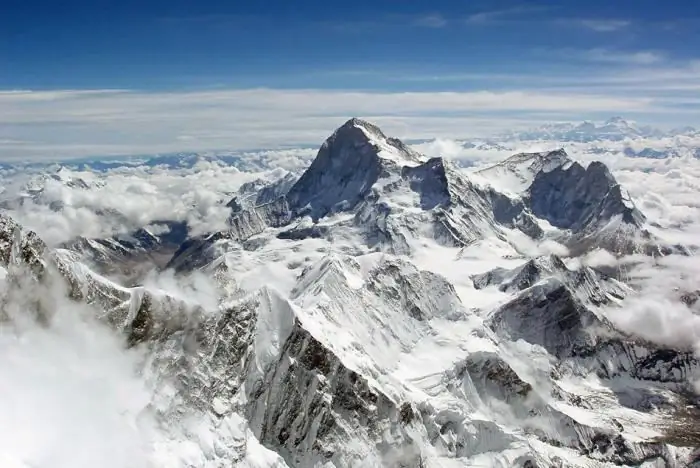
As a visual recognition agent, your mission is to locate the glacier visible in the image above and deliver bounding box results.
[0,118,699,467]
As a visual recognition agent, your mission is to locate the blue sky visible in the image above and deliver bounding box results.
[1,0,699,160]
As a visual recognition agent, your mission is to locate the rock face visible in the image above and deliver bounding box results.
[472,254,629,302]
[171,121,655,275]
[476,149,645,235]
[229,172,298,213]
[476,149,654,254]
[476,149,573,194]
[249,319,419,467]
[61,221,188,278]
[3,118,699,467]
[0,213,49,278]
[401,157,452,210]
[488,277,606,357]
[286,118,422,220]
[528,160,645,232]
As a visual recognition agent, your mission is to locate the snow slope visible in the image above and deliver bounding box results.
[1,118,699,467]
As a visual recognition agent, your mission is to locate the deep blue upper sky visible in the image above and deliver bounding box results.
[2,0,698,90]
[1,0,699,161]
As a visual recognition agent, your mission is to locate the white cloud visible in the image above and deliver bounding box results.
[0,293,157,468]
[0,242,270,467]
[315,60,700,96]
[581,248,618,268]
[0,162,287,246]
[605,254,700,350]
[142,268,221,311]
[577,19,630,32]
[581,48,664,65]
[465,6,549,24]
[413,13,447,28]
[0,88,657,161]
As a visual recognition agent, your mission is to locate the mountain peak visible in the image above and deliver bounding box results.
[604,116,631,126]
[528,158,645,234]
[323,117,386,154]
[476,149,572,195]
[286,119,424,220]
[338,117,386,137]
[503,116,666,142]
[506,148,570,166]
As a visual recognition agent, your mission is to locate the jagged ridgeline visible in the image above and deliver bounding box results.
[1,118,698,467]
[170,118,675,272]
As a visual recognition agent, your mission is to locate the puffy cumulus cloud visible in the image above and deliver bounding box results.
[0,280,158,468]
[0,161,289,246]
[584,155,700,363]
[142,269,221,312]
[604,255,700,350]
[0,248,279,467]
[601,155,700,246]
[502,229,571,258]
[580,248,618,268]
[536,239,570,257]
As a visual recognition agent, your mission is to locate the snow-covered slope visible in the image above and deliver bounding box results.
[61,221,188,281]
[285,118,424,220]
[2,118,699,467]
[171,119,657,280]
[473,149,573,195]
[474,149,660,255]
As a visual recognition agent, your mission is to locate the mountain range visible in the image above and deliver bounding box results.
[499,117,699,143]
[1,118,698,467]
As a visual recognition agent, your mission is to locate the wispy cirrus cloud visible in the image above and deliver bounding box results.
[536,47,666,66]
[413,13,448,28]
[465,5,551,24]
[3,56,700,162]
[577,19,631,32]
[313,12,452,33]
[0,87,659,161]
[581,48,664,65]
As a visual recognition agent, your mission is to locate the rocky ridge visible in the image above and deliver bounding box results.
[1,118,698,467]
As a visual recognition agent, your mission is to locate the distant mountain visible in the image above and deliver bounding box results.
[0,149,316,174]
[501,116,696,142]
[61,221,189,283]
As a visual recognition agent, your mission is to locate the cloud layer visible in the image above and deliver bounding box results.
[1,160,293,246]
[0,83,695,161]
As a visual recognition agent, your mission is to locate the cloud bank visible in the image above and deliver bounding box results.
[0,160,290,246]
[0,85,688,162]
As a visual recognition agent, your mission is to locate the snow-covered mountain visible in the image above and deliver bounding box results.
[61,221,189,282]
[0,166,102,213]
[1,118,699,467]
[500,117,696,143]
[169,120,667,275]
